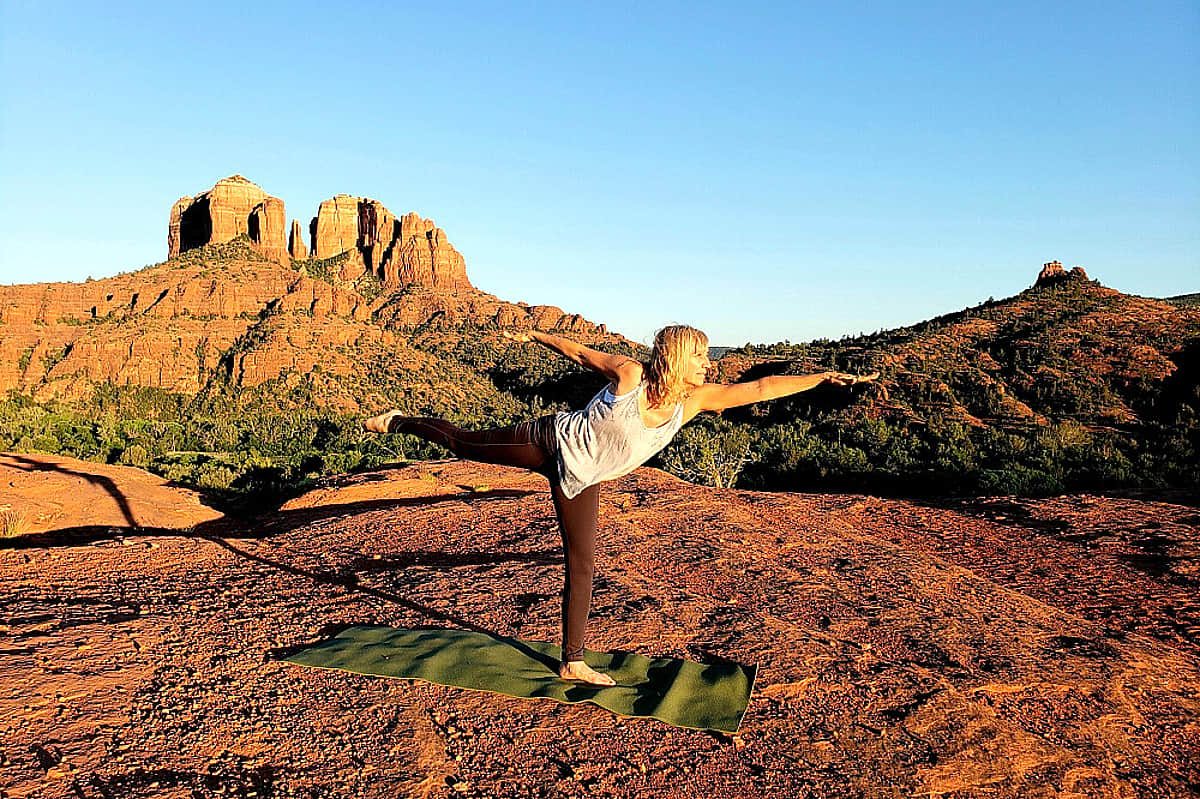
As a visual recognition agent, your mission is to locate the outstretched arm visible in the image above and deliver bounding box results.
[502,330,643,393]
[687,370,879,415]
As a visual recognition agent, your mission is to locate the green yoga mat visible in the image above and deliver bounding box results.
[283,626,756,733]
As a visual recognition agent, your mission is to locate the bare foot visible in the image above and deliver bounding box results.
[363,410,402,434]
[559,660,615,686]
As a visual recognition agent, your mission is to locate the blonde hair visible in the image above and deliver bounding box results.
[644,325,708,408]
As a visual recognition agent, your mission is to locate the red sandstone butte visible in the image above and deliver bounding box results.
[168,175,289,264]
[311,198,471,291]
[1036,260,1090,287]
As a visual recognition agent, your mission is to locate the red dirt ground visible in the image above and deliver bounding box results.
[2,453,1198,798]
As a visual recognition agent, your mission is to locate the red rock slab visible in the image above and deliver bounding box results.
[0,452,223,535]
[1,459,1197,798]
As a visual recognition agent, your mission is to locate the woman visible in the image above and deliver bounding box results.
[365,325,877,685]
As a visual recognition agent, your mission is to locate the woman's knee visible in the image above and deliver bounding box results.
[563,549,595,587]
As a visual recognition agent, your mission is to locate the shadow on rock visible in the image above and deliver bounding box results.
[0,490,541,550]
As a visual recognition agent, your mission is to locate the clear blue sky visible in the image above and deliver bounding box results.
[1,1,1196,346]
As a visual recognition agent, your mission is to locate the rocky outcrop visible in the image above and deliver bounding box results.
[249,197,288,263]
[310,198,472,291]
[169,178,472,291]
[1036,260,1090,287]
[168,176,288,264]
[0,453,224,533]
[227,320,395,387]
[288,219,308,260]
[311,195,360,262]
[167,198,190,259]
[1038,261,1066,282]
[0,249,388,399]
[385,213,469,291]
[356,200,397,277]
[276,276,370,321]
[0,262,304,327]
[367,287,611,335]
[0,233,617,403]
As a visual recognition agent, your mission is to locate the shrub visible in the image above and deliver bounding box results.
[977,465,1064,496]
[658,418,755,488]
[194,463,237,491]
[119,444,150,468]
[0,507,28,538]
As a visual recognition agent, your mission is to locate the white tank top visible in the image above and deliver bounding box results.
[553,381,685,499]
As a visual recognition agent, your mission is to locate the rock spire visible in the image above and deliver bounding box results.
[309,195,471,291]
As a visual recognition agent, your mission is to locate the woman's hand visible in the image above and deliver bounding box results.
[823,370,880,387]
[501,330,535,343]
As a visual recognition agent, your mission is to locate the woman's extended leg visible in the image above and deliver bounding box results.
[551,482,615,686]
[365,412,553,472]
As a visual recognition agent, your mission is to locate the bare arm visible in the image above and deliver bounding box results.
[502,330,643,393]
[687,370,879,415]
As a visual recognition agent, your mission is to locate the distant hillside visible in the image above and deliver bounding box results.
[0,237,630,414]
[664,274,1200,496]
[1163,292,1200,308]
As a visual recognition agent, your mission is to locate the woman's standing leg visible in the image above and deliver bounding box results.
[550,482,614,685]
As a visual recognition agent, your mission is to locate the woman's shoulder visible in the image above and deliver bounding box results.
[610,360,644,396]
[604,379,643,403]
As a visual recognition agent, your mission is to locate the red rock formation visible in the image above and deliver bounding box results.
[357,199,396,277]
[311,200,471,291]
[249,197,288,263]
[171,179,471,291]
[1038,260,1065,282]
[366,287,614,335]
[0,242,617,403]
[1036,261,1090,287]
[167,176,288,264]
[312,195,359,261]
[387,219,470,291]
[0,247,395,400]
[277,276,368,320]
[167,198,189,259]
[288,219,308,260]
[0,178,618,404]
[207,177,268,245]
